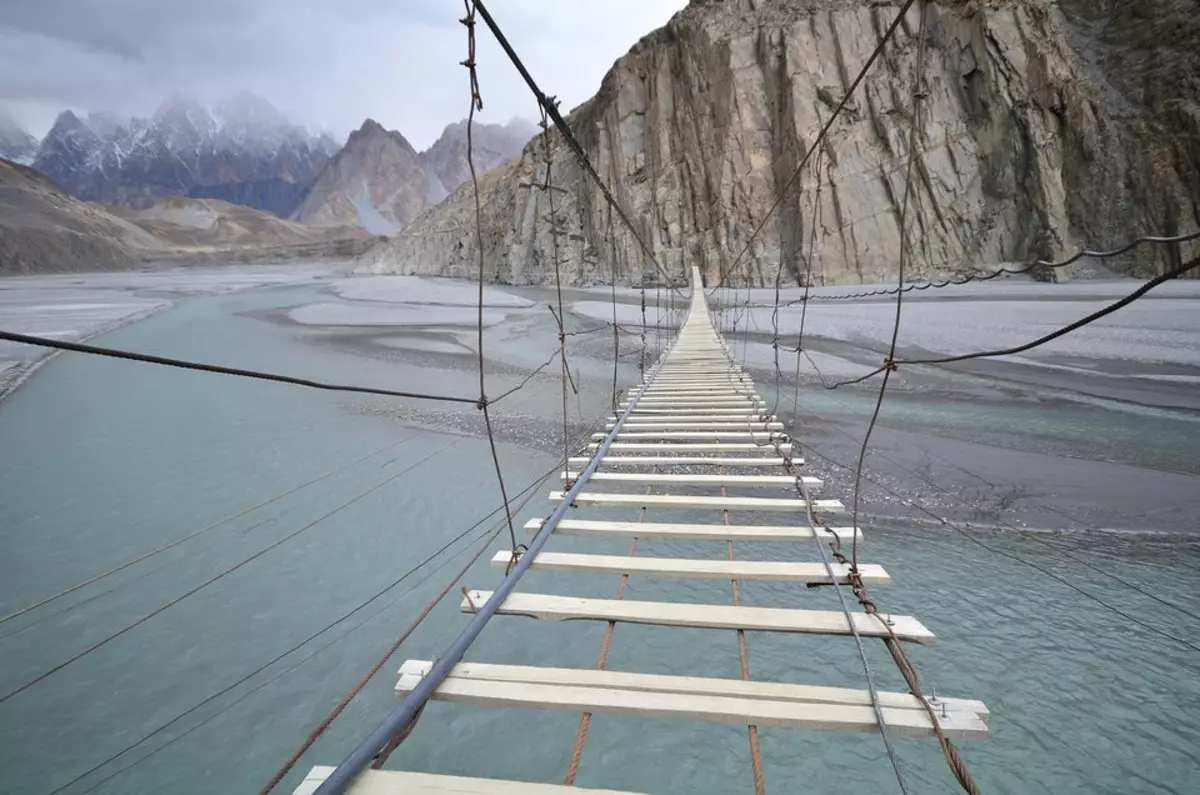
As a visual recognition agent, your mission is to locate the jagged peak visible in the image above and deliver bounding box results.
[47,109,89,132]
[345,118,417,154]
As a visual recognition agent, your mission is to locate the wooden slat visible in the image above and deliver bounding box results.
[524,517,859,541]
[570,456,798,467]
[599,431,778,440]
[624,410,763,417]
[613,415,774,423]
[397,660,988,721]
[460,590,935,644]
[490,551,888,584]
[393,674,981,738]
[609,422,784,430]
[590,442,792,452]
[548,491,842,512]
[293,766,649,795]
[562,471,820,487]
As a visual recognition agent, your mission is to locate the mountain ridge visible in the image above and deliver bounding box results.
[29,93,340,216]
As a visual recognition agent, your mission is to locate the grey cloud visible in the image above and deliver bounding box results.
[0,0,686,146]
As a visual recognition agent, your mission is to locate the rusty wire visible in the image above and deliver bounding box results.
[461,0,518,560]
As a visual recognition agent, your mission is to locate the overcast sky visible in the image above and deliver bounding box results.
[0,0,687,149]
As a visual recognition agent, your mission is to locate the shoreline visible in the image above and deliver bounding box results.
[0,301,173,403]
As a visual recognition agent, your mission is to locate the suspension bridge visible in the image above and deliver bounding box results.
[3,1,1196,792]
[295,266,989,795]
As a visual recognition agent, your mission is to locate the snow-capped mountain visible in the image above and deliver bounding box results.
[0,110,39,166]
[31,93,340,216]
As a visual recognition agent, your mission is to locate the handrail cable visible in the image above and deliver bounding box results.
[827,254,1200,389]
[0,329,478,404]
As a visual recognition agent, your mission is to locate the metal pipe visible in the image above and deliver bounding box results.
[312,337,680,794]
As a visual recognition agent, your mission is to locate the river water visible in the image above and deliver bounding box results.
[1,276,1198,795]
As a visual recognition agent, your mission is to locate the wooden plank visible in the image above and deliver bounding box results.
[570,456,798,467]
[393,676,985,739]
[591,442,791,452]
[609,422,784,430]
[562,471,820,488]
[394,675,983,739]
[624,399,763,406]
[490,551,888,584]
[599,431,778,440]
[293,766,649,795]
[626,406,761,413]
[461,591,935,643]
[524,517,858,540]
[397,660,988,721]
[548,491,842,512]
[614,415,775,423]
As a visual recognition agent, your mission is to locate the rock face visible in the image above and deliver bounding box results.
[364,0,1200,285]
[418,118,538,201]
[0,111,38,166]
[30,93,338,216]
[291,119,433,234]
[0,157,164,274]
[294,118,532,233]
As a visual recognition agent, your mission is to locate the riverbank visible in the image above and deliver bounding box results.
[0,263,349,399]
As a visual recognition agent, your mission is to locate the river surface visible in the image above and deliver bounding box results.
[1,274,1198,795]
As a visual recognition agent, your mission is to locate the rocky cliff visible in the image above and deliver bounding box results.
[294,118,533,233]
[418,118,538,201]
[364,0,1200,285]
[31,93,338,216]
[291,119,434,234]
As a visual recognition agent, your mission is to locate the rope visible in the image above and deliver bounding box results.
[722,481,766,795]
[850,0,929,569]
[539,106,574,491]
[461,1,518,562]
[1,436,467,704]
[787,460,911,793]
[823,253,1200,389]
[796,434,1200,655]
[563,491,647,786]
[784,230,1200,303]
[469,0,686,299]
[0,329,479,404]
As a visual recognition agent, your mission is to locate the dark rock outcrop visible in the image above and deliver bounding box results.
[364,0,1200,285]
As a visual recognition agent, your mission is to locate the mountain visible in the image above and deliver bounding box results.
[0,110,39,165]
[293,118,533,233]
[30,93,339,216]
[418,118,538,201]
[0,157,164,274]
[291,119,432,234]
[364,0,1200,285]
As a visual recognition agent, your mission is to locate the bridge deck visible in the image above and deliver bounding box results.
[298,266,987,794]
